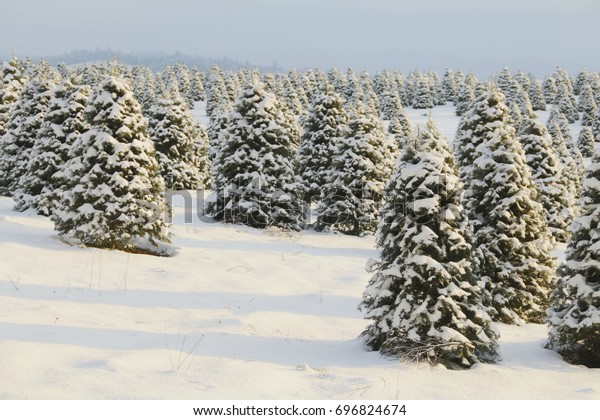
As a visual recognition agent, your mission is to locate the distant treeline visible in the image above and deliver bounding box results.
[1,48,280,72]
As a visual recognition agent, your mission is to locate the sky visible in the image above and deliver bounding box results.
[1,0,599,77]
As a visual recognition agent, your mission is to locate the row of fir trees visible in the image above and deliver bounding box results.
[1,56,599,368]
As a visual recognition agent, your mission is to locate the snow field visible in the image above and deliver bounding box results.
[1,196,600,399]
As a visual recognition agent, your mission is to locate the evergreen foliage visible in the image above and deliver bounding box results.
[316,106,393,235]
[592,108,600,142]
[577,126,595,158]
[52,76,170,255]
[189,67,205,102]
[441,68,458,103]
[148,92,209,190]
[0,57,27,137]
[297,84,348,203]
[518,116,574,242]
[573,69,590,95]
[379,90,403,120]
[579,83,597,126]
[546,154,600,368]
[0,61,58,196]
[207,80,304,230]
[528,79,546,111]
[413,76,435,109]
[542,76,558,105]
[454,81,475,116]
[547,120,584,206]
[14,78,90,215]
[495,68,513,98]
[456,86,556,324]
[555,82,579,123]
[387,113,413,150]
[205,65,228,117]
[361,119,499,368]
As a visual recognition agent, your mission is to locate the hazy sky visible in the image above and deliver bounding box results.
[1,0,599,76]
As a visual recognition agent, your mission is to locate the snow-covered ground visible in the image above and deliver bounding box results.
[1,194,599,399]
[1,102,599,400]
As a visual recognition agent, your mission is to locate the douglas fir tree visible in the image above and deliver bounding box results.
[518,116,573,242]
[207,79,304,231]
[148,90,209,190]
[297,83,348,203]
[316,105,393,235]
[0,56,27,137]
[577,126,595,158]
[0,61,58,196]
[361,119,499,368]
[456,86,556,324]
[52,76,170,255]
[546,153,600,368]
[14,78,90,215]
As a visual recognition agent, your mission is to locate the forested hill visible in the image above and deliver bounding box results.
[1,49,280,72]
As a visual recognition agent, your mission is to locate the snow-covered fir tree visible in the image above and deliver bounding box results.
[518,116,574,242]
[548,108,586,186]
[56,62,74,80]
[506,79,536,121]
[546,153,600,368]
[287,68,309,109]
[207,98,233,189]
[132,66,157,113]
[592,109,600,142]
[456,86,556,324]
[573,69,590,95]
[547,120,584,206]
[0,56,27,137]
[342,68,361,105]
[495,67,513,97]
[79,63,103,86]
[379,90,403,120]
[528,79,546,111]
[401,71,419,108]
[372,71,391,98]
[148,91,209,190]
[52,76,170,255]
[430,72,446,106]
[327,68,345,94]
[205,65,228,117]
[316,105,393,235]
[547,106,574,144]
[302,69,319,102]
[359,70,380,111]
[591,74,600,106]
[454,81,475,116]
[508,102,522,132]
[554,68,574,94]
[174,63,193,107]
[279,73,304,115]
[548,107,585,195]
[454,85,499,193]
[361,118,499,368]
[514,71,531,92]
[189,67,205,102]
[442,68,458,103]
[577,126,595,158]
[0,61,58,196]
[413,75,435,109]
[578,83,597,126]
[14,78,90,215]
[387,113,413,150]
[297,84,348,203]
[555,81,579,123]
[207,80,304,230]
[542,75,558,105]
